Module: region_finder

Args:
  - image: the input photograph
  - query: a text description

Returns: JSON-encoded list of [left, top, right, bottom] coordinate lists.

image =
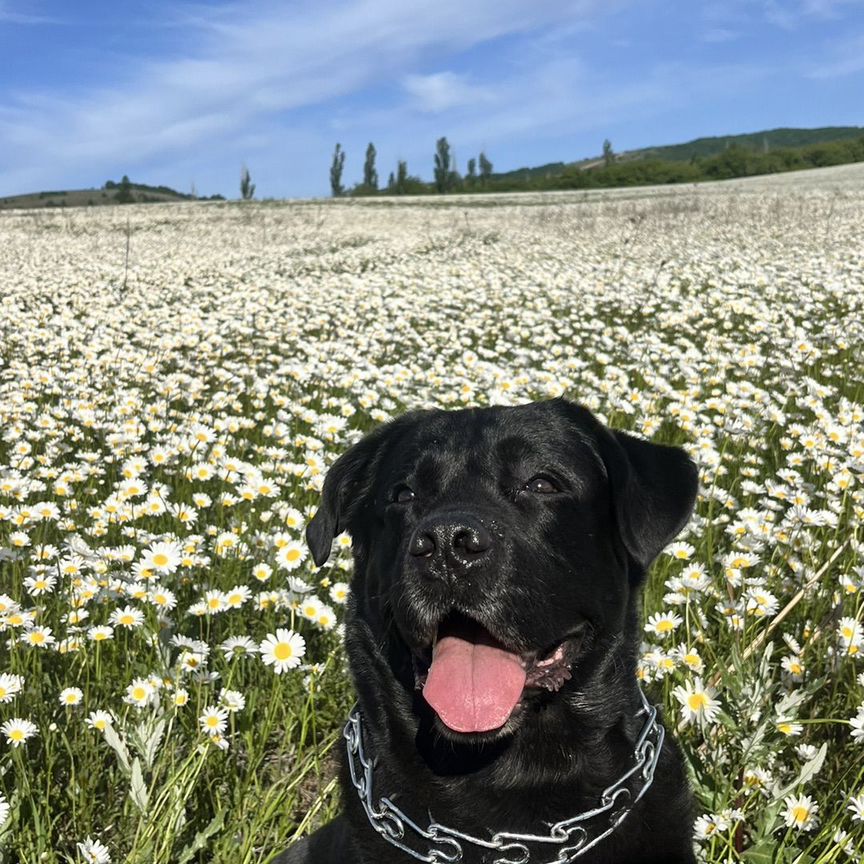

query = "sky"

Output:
[[0, 0, 863, 200]]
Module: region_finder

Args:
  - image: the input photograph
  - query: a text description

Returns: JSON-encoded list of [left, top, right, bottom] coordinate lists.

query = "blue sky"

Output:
[[1, 0, 863, 199]]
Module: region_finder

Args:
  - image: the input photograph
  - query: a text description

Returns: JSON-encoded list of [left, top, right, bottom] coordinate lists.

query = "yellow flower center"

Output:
[[792, 806, 809, 825], [274, 643, 293, 661], [688, 693, 708, 711]]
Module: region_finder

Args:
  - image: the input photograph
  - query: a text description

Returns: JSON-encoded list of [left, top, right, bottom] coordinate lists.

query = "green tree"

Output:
[[116, 175, 134, 204], [240, 165, 255, 200], [478, 151, 493, 186], [387, 171, 395, 193], [603, 139, 615, 168], [363, 142, 378, 191], [330, 143, 346, 197], [396, 160, 408, 194], [434, 137, 453, 193], [466, 157, 477, 187]]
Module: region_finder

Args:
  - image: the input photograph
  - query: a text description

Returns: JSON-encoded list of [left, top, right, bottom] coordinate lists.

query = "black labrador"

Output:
[[277, 398, 698, 863]]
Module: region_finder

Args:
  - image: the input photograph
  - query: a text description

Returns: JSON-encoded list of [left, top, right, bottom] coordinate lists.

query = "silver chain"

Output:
[[344, 688, 665, 864]]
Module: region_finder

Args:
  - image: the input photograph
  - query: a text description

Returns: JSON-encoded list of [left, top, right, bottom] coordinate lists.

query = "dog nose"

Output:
[[408, 514, 493, 569], [452, 524, 491, 557]]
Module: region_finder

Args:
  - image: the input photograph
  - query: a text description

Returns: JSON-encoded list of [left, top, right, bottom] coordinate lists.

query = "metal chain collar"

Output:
[[344, 688, 664, 864]]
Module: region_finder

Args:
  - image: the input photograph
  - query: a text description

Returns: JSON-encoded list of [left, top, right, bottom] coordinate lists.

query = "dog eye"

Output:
[[392, 485, 416, 504], [524, 476, 559, 494]]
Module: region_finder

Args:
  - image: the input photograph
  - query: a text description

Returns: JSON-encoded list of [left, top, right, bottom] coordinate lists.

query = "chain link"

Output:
[[344, 688, 664, 863]]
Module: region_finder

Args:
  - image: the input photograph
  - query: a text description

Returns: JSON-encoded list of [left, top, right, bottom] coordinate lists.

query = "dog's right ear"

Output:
[[305, 428, 390, 567], [305, 413, 427, 567]]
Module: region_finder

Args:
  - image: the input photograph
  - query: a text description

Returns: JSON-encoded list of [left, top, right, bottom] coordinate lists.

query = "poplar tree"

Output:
[[330, 144, 346, 197], [363, 142, 378, 191]]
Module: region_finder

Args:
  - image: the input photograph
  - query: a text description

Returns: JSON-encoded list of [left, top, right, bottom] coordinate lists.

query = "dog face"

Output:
[[307, 399, 697, 743]]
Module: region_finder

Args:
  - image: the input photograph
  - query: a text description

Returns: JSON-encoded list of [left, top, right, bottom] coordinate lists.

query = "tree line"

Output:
[[227, 132, 864, 199], [329, 137, 493, 197], [320, 133, 864, 198]]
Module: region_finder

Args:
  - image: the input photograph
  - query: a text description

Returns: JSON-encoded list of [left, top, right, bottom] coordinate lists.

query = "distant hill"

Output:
[[0, 178, 224, 211], [631, 126, 864, 163], [491, 126, 864, 181]]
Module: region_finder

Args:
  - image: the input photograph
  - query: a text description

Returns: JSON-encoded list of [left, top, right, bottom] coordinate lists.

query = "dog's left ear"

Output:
[[601, 429, 698, 572]]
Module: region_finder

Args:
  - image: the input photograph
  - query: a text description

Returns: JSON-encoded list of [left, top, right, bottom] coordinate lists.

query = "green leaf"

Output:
[[129, 757, 149, 815], [742, 840, 775, 864], [176, 810, 225, 864], [102, 724, 132, 774], [773, 743, 827, 801]]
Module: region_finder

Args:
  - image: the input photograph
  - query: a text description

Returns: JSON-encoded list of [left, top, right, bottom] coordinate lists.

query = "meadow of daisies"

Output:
[[1, 168, 863, 863]]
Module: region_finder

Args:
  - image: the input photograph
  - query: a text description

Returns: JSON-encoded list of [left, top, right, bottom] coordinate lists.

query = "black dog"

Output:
[[278, 398, 698, 864]]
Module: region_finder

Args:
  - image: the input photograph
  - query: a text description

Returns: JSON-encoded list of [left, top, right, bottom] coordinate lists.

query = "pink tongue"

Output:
[[423, 635, 527, 732]]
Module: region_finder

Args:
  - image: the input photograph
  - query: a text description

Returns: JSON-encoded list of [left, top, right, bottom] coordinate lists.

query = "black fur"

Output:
[[276, 399, 699, 864]]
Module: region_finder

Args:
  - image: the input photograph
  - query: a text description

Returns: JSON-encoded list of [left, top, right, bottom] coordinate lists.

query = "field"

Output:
[[1, 166, 863, 863]]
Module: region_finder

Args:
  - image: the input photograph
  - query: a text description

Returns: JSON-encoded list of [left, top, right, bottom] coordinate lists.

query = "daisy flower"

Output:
[[672, 678, 721, 725], [1, 717, 38, 747], [77, 836, 111, 864], [276, 540, 307, 571], [199, 705, 229, 737], [124, 678, 155, 709], [783, 794, 818, 831], [59, 687, 84, 707], [0, 791, 9, 829], [283, 507, 305, 530], [850, 706, 864, 743], [86, 710, 114, 731], [0, 673, 24, 703], [23, 572, 56, 596], [219, 689, 246, 712], [203, 590, 228, 614], [148, 587, 177, 611], [260, 629, 306, 673], [110, 605, 145, 629], [848, 793, 864, 823], [224, 585, 251, 609], [329, 581, 350, 604], [220, 635, 259, 659], [665, 542, 694, 560], [316, 605, 337, 631], [252, 562, 273, 582], [21, 626, 55, 648], [693, 813, 728, 839], [141, 540, 182, 575], [645, 611, 683, 638], [299, 595, 324, 621]]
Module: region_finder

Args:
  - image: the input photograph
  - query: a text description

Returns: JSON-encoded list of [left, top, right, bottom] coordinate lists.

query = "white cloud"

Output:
[[402, 72, 493, 113], [0, 1, 60, 24], [806, 33, 864, 78]]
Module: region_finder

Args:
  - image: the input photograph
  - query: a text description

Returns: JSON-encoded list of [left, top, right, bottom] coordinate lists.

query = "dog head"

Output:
[[306, 399, 697, 742]]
